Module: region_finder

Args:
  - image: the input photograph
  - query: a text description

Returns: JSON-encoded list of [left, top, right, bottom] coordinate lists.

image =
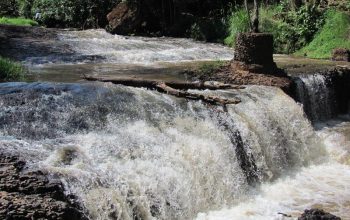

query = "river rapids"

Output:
[[0, 29, 349, 220]]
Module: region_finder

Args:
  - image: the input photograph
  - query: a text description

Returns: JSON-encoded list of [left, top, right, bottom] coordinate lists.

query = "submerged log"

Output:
[[155, 82, 240, 105], [83, 76, 242, 105]]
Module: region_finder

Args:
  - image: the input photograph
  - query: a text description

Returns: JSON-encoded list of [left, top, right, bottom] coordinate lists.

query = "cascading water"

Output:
[[2, 25, 350, 220], [0, 82, 324, 220], [197, 119, 350, 220], [195, 73, 350, 220], [294, 74, 335, 122]]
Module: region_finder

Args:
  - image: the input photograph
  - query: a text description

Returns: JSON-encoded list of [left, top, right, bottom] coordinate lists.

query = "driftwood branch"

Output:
[[83, 75, 242, 105]]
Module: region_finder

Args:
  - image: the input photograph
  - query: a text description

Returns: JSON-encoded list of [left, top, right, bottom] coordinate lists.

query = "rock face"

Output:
[[0, 153, 87, 220], [232, 32, 278, 74], [332, 48, 350, 62], [298, 209, 341, 220], [106, 2, 141, 35]]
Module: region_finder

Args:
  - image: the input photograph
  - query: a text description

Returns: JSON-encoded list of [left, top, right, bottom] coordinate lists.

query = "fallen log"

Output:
[[83, 76, 245, 90], [155, 82, 240, 105], [83, 75, 242, 105]]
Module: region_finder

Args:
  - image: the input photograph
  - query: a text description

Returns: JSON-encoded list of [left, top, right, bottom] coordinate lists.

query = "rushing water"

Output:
[[57, 29, 234, 65], [25, 29, 234, 83], [197, 119, 350, 220], [0, 82, 325, 219], [1, 28, 350, 219], [195, 74, 350, 220], [294, 74, 335, 122]]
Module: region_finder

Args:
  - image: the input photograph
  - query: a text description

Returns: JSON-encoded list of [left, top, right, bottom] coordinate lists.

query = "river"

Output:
[[0, 29, 349, 220]]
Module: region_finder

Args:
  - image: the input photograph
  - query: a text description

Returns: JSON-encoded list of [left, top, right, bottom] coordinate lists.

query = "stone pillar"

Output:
[[232, 32, 278, 74]]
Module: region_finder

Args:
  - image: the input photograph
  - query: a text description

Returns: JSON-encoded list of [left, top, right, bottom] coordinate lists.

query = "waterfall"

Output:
[[0, 82, 323, 220], [294, 74, 335, 122]]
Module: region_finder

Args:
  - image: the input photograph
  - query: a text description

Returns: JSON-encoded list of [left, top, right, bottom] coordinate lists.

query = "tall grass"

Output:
[[224, 9, 250, 47], [296, 10, 350, 59], [0, 57, 25, 82], [0, 17, 38, 26]]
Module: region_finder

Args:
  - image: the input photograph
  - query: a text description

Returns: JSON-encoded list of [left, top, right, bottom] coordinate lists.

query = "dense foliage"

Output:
[[224, 2, 326, 54], [297, 10, 350, 58], [0, 57, 25, 82], [0, 0, 19, 17], [1, 0, 121, 28]]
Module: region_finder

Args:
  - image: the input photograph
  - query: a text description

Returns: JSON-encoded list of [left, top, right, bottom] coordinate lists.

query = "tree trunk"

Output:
[[244, 0, 253, 31], [252, 0, 260, 33]]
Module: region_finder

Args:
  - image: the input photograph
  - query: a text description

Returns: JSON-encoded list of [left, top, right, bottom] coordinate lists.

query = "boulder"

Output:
[[106, 2, 141, 35], [298, 209, 341, 220], [0, 153, 87, 220], [332, 48, 350, 62]]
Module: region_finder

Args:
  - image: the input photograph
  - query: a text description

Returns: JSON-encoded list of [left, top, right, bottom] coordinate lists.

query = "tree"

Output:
[[244, 0, 260, 32]]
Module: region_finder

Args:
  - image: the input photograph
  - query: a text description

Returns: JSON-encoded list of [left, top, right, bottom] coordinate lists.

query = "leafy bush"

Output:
[[296, 10, 350, 59], [0, 17, 38, 26], [225, 3, 325, 54], [223, 8, 250, 46], [0, 57, 25, 82], [0, 0, 19, 16], [20, 0, 120, 28]]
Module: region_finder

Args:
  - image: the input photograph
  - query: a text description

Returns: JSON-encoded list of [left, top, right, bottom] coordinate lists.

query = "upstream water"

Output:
[[1, 29, 350, 219], [26, 29, 234, 82]]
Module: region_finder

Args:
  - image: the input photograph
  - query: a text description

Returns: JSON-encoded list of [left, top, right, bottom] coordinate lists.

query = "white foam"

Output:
[[196, 120, 350, 220], [58, 29, 235, 65]]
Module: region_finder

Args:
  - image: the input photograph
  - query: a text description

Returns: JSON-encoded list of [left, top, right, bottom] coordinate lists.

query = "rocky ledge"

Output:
[[298, 209, 341, 220], [0, 153, 87, 219], [186, 60, 292, 93]]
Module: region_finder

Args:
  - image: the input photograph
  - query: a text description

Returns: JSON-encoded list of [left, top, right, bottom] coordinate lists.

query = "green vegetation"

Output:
[[0, 17, 38, 26], [0, 57, 26, 82], [224, 9, 250, 46], [296, 10, 350, 59], [224, 3, 326, 54], [28, 0, 118, 28], [1, 0, 120, 28]]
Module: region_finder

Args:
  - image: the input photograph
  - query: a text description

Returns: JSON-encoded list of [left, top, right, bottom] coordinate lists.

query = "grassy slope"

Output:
[[296, 10, 350, 59], [0, 57, 25, 82], [0, 17, 38, 26]]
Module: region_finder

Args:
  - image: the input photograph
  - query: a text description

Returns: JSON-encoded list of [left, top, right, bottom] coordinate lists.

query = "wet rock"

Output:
[[0, 24, 90, 64], [332, 48, 350, 62], [298, 209, 341, 220], [106, 2, 141, 35], [0, 153, 87, 220]]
